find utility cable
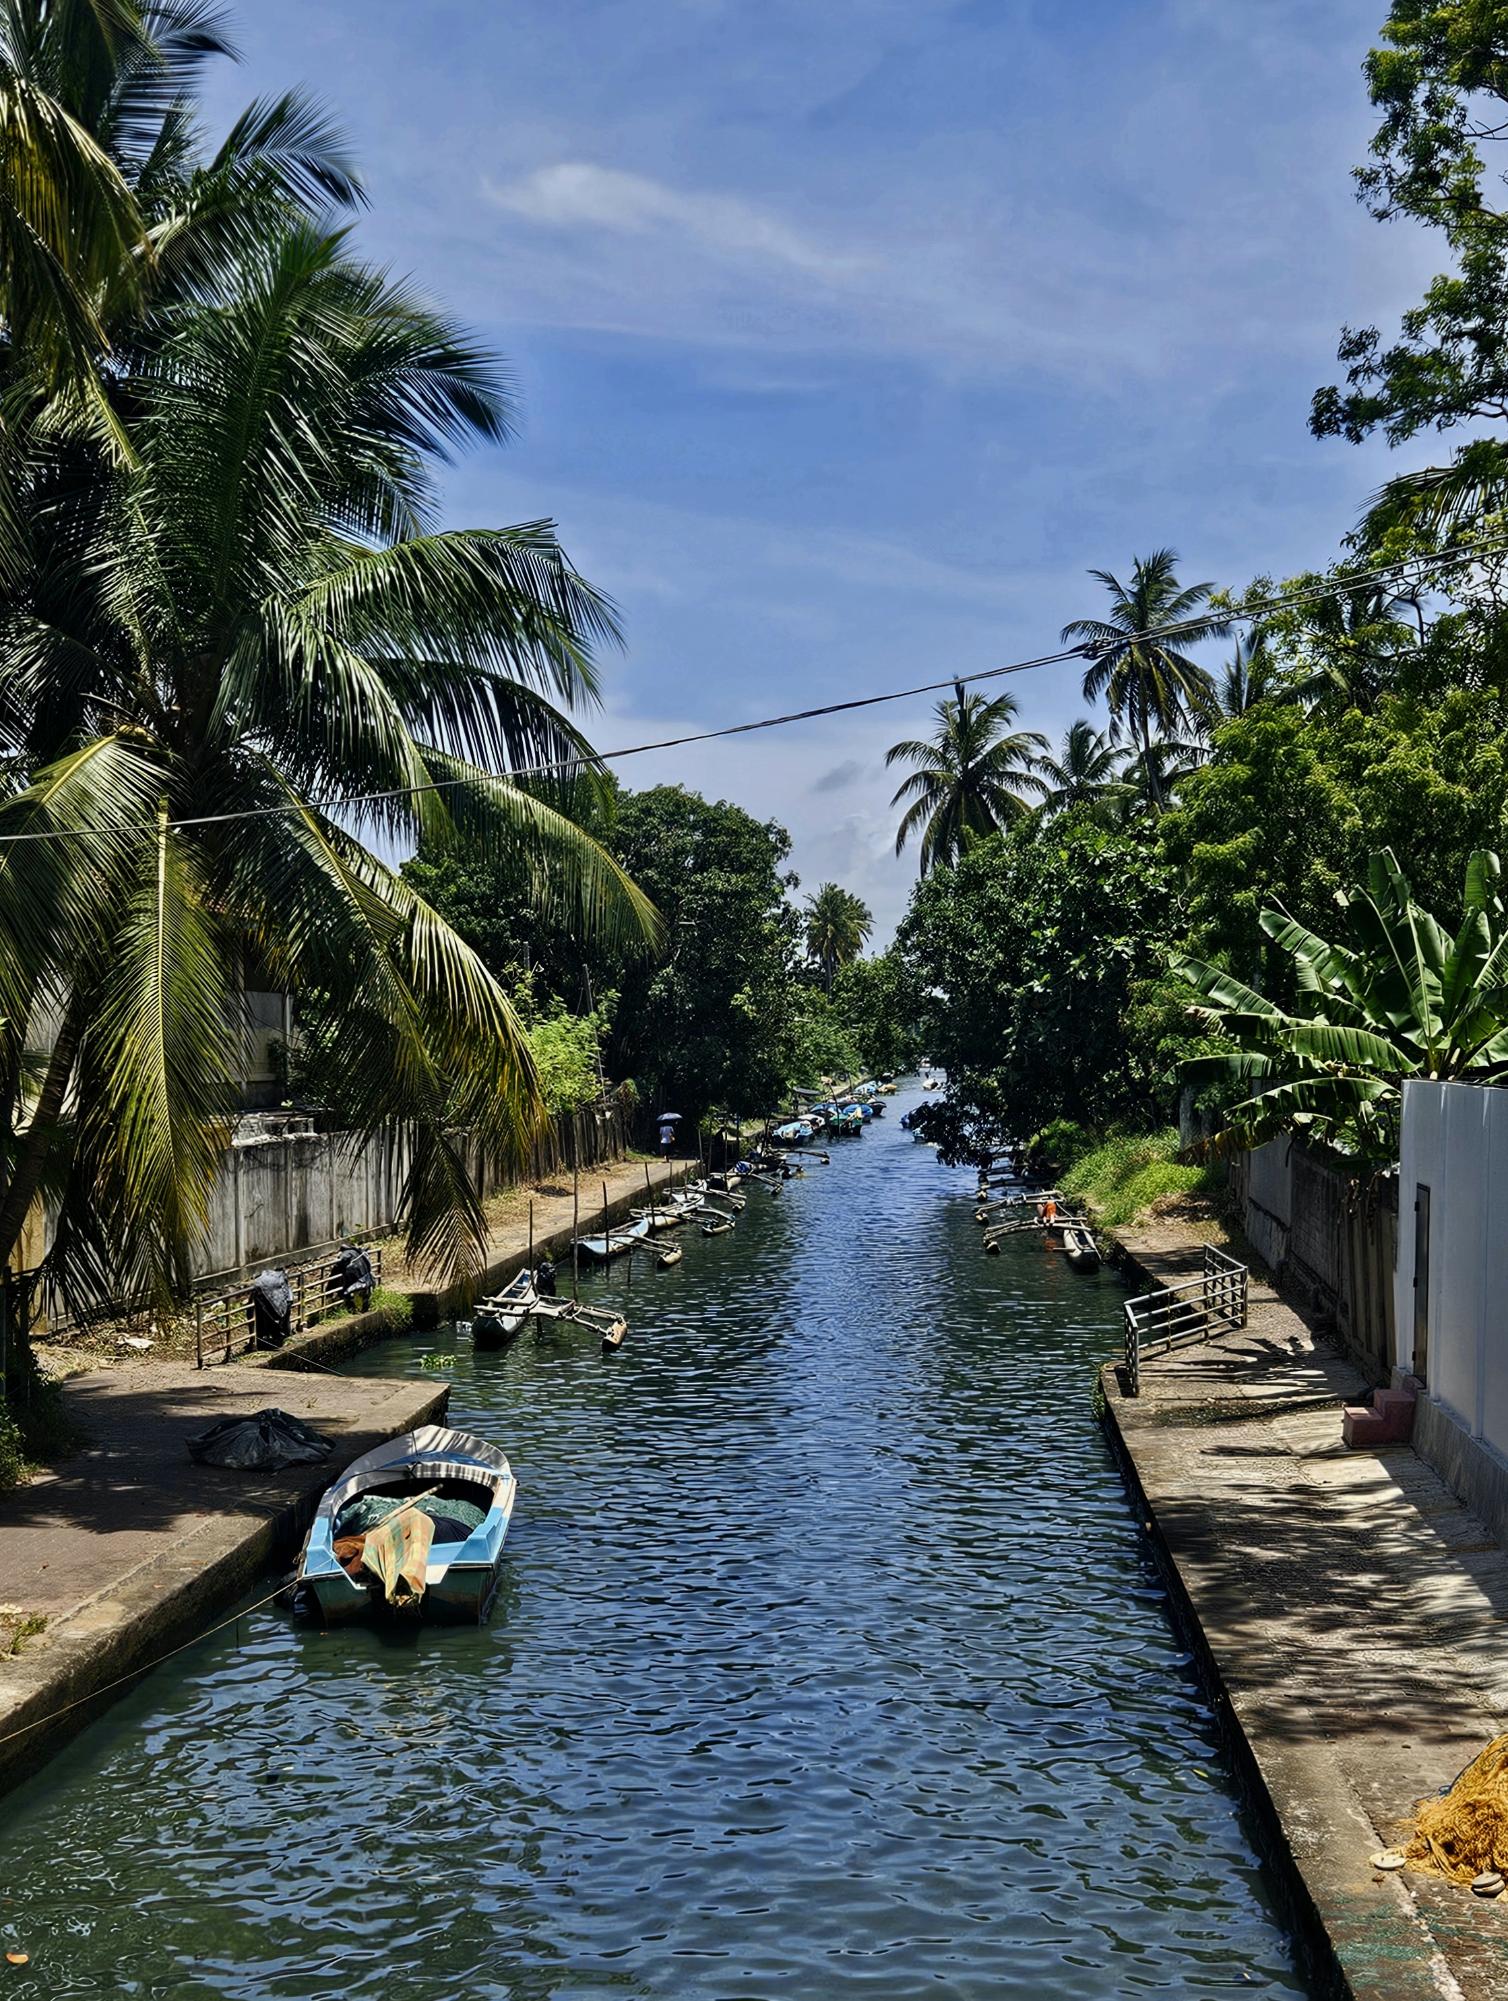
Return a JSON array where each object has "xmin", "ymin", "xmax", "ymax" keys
[{"xmin": 0, "ymin": 532, "xmax": 1503, "ymax": 847}]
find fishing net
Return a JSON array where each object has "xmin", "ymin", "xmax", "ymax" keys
[
  {"xmin": 1407, "ymin": 1734, "xmax": 1508, "ymax": 1882},
  {"xmin": 336, "ymin": 1493, "xmax": 488, "ymax": 1537}
]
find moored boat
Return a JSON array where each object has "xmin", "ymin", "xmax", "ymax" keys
[
  {"xmin": 574, "ymin": 1216, "xmax": 651, "ymax": 1263},
  {"xmin": 294, "ymin": 1425, "xmax": 515, "ymax": 1624},
  {"xmin": 1063, "ymin": 1225, "xmax": 1101, "ymax": 1272},
  {"xmin": 472, "ymin": 1269, "xmax": 537, "ymax": 1348}
]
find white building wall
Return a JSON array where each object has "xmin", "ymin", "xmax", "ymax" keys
[{"xmin": 1397, "ymin": 1079, "xmax": 1508, "ymax": 1457}]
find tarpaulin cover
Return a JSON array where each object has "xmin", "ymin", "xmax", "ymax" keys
[{"xmin": 187, "ymin": 1407, "xmax": 333, "ymax": 1469}]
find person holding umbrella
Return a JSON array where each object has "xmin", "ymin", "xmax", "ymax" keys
[{"xmin": 657, "ymin": 1110, "xmax": 682, "ymax": 1160}]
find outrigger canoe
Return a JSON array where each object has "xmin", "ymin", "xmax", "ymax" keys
[
  {"xmin": 294, "ymin": 1425, "xmax": 515, "ymax": 1624},
  {"xmin": 472, "ymin": 1269, "xmax": 537, "ymax": 1348},
  {"xmin": 573, "ymin": 1216, "xmax": 651, "ymax": 1264}
]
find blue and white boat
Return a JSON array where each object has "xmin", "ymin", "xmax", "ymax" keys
[
  {"xmin": 295, "ymin": 1425, "xmax": 516, "ymax": 1624},
  {"xmin": 573, "ymin": 1215, "xmax": 651, "ymax": 1263},
  {"xmin": 772, "ymin": 1119, "xmax": 812, "ymax": 1145}
]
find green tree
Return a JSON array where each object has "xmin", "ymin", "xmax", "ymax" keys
[
  {"xmin": 1174, "ymin": 847, "xmax": 1508, "ymax": 1163},
  {"xmin": 1032, "ymin": 718, "xmax": 1131, "ymax": 821},
  {"xmin": 604, "ymin": 786, "xmax": 800, "ymax": 1118},
  {"xmin": 886, "ymin": 691, "xmax": 1047, "ymax": 874},
  {"xmin": 897, "ymin": 818, "xmax": 1182, "ymax": 1160},
  {"xmin": 0, "ymin": 27, "xmax": 653, "ymax": 1302},
  {"xmin": 1061, "ymin": 549, "xmax": 1229, "ymax": 806},
  {"xmin": 786, "ymin": 984, "xmax": 860, "ymax": 1088},
  {"xmin": 1159, "ymin": 691, "xmax": 1508, "ymax": 977},
  {"xmin": 1215, "ymin": 632, "xmax": 1277, "ymax": 718},
  {"xmin": 1310, "ymin": 2, "xmax": 1508, "ymax": 538},
  {"xmin": 803, "ymin": 882, "xmax": 872, "ymax": 993},
  {"xmin": 830, "ymin": 951, "xmax": 922, "ymax": 1077}
]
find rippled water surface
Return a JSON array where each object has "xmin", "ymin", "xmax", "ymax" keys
[{"xmin": 1, "ymin": 1089, "xmax": 1309, "ymax": 1998}]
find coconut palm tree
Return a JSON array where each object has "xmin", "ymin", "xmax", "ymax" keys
[
  {"xmin": 1032, "ymin": 719, "xmax": 1131, "ymax": 822},
  {"xmin": 804, "ymin": 883, "xmax": 872, "ymax": 993},
  {"xmin": 1214, "ymin": 631, "xmax": 1277, "ymax": 720},
  {"xmin": 1285, "ymin": 582, "xmax": 1418, "ymax": 714},
  {"xmin": 0, "ymin": 0, "xmax": 154, "ymax": 389},
  {"xmin": 886, "ymin": 691, "xmax": 1047, "ymax": 874},
  {"xmin": 1173, "ymin": 848, "xmax": 1508, "ymax": 1164},
  {"xmin": 1061, "ymin": 549, "xmax": 1230, "ymax": 807},
  {"xmin": 0, "ymin": 45, "xmax": 656, "ymax": 1302}
]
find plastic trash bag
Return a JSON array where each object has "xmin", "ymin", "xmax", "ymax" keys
[
  {"xmin": 187, "ymin": 1407, "xmax": 333, "ymax": 1469},
  {"xmin": 331, "ymin": 1243, "xmax": 375, "ymax": 1309},
  {"xmin": 248, "ymin": 1268, "xmax": 292, "ymax": 1349}
]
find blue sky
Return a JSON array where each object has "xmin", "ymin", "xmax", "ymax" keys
[{"xmin": 203, "ymin": 0, "xmax": 1432, "ymax": 938}]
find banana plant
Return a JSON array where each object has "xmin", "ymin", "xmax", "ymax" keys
[{"xmin": 1171, "ymin": 848, "xmax": 1508, "ymax": 1162}]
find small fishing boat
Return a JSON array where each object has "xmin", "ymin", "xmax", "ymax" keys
[
  {"xmin": 630, "ymin": 1203, "xmax": 685, "ymax": 1233},
  {"xmin": 772, "ymin": 1120, "xmax": 812, "ymax": 1145},
  {"xmin": 601, "ymin": 1316, "xmax": 629, "ymax": 1353},
  {"xmin": 294, "ymin": 1425, "xmax": 515, "ymax": 1624},
  {"xmin": 573, "ymin": 1216, "xmax": 651, "ymax": 1264},
  {"xmin": 657, "ymin": 1242, "xmax": 684, "ymax": 1269},
  {"xmin": 702, "ymin": 1215, "xmax": 735, "ymax": 1236},
  {"xmin": 1063, "ymin": 1225, "xmax": 1100, "ymax": 1272},
  {"xmin": 472, "ymin": 1269, "xmax": 537, "ymax": 1348}
]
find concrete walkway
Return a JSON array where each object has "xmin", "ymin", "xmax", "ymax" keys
[
  {"xmin": 0, "ymin": 1361, "xmax": 448, "ymax": 1795},
  {"xmin": 1106, "ymin": 1217, "xmax": 1508, "ymax": 2000}
]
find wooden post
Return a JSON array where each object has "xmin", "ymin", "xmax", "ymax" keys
[
  {"xmin": 572, "ymin": 1166, "xmax": 580, "ymax": 1302},
  {"xmin": 195, "ymin": 1298, "xmax": 204, "ymax": 1371},
  {"xmin": 0, "ymin": 1272, "xmax": 8, "ymax": 1407},
  {"xmin": 528, "ymin": 1200, "xmax": 534, "ymax": 1276},
  {"xmin": 602, "ymin": 1178, "xmax": 611, "ymax": 1258}
]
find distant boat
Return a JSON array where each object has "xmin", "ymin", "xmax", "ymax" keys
[
  {"xmin": 701, "ymin": 1215, "xmax": 735, "ymax": 1236},
  {"xmin": 574, "ymin": 1216, "xmax": 651, "ymax": 1263},
  {"xmin": 472, "ymin": 1269, "xmax": 537, "ymax": 1348},
  {"xmin": 657, "ymin": 1242, "xmax": 684, "ymax": 1268},
  {"xmin": 294, "ymin": 1425, "xmax": 515, "ymax": 1624}
]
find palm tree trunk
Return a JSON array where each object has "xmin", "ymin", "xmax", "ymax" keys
[
  {"xmin": 1139, "ymin": 701, "xmax": 1164, "ymax": 813},
  {"xmin": 0, "ymin": 993, "xmax": 86, "ymax": 1271}
]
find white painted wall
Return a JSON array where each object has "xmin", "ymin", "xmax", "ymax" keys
[{"xmin": 1396, "ymin": 1080, "xmax": 1508, "ymax": 1454}]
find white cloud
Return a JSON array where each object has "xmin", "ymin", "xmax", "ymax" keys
[{"xmin": 487, "ymin": 163, "xmax": 867, "ymax": 280}]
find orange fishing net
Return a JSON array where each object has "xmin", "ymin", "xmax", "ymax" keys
[{"xmin": 1408, "ymin": 1735, "xmax": 1508, "ymax": 1884}]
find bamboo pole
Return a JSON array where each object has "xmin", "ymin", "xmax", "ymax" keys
[
  {"xmin": 572, "ymin": 1167, "xmax": 580, "ymax": 1302},
  {"xmin": 528, "ymin": 1200, "xmax": 534, "ymax": 1274},
  {"xmin": 195, "ymin": 1298, "xmax": 204, "ymax": 1371}
]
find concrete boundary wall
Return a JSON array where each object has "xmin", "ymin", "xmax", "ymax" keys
[{"xmin": 1228, "ymin": 1140, "xmax": 1397, "ymax": 1380}]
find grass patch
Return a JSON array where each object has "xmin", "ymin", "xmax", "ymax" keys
[
  {"xmin": 0, "ymin": 1609, "xmax": 46, "ymax": 1656},
  {"xmin": 1059, "ymin": 1127, "xmax": 1215, "ymax": 1228}
]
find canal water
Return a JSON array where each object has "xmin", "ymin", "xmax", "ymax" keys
[{"xmin": 0, "ymin": 1088, "xmax": 1310, "ymax": 1999}]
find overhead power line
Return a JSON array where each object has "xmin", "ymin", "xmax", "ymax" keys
[{"xmin": 0, "ymin": 533, "xmax": 1503, "ymax": 848}]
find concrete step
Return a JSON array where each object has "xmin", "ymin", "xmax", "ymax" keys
[{"xmin": 1343, "ymin": 1384, "xmax": 1418, "ymax": 1448}]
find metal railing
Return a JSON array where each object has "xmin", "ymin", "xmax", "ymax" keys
[
  {"xmin": 195, "ymin": 1243, "xmax": 387, "ymax": 1365},
  {"xmin": 1123, "ymin": 1245, "xmax": 1248, "ymax": 1396}
]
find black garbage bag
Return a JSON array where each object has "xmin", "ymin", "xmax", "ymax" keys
[
  {"xmin": 331, "ymin": 1242, "xmax": 375, "ymax": 1311},
  {"xmin": 248, "ymin": 1268, "xmax": 292, "ymax": 1349},
  {"xmin": 187, "ymin": 1408, "xmax": 332, "ymax": 1469},
  {"xmin": 535, "ymin": 1258, "xmax": 557, "ymax": 1298}
]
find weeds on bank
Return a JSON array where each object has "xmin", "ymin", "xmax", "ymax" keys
[
  {"xmin": 1058, "ymin": 1128, "xmax": 1214, "ymax": 1228},
  {"xmin": 0, "ymin": 1609, "xmax": 47, "ymax": 1655}
]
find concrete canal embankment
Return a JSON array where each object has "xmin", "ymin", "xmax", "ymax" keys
[
  {"xmin": 0, "ymin": 1363, "xmax": 449, "ymax": 1798},
  {"xmin": 0, "ymin": 1155, "xmax": 693, "ymax": 1795},
  {"xmin": 1101, "ymin": 1219, "xmax": 1508, "ymax": 2001}
]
